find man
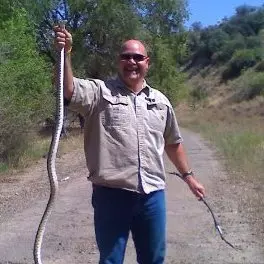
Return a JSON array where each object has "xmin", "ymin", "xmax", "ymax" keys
[
  {"xmin": 77, "ymin": 113, "xmax": 85, "ymax": 133},
  {"xmin": 54, "ymin": 26, "xmax": 205, "ymax": 264}
]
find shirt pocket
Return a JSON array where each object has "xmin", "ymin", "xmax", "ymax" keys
[
  {"xmin": 101, "ymin": 94, "xmax": 130, "ymax": 128},
  {"xmin": 146, "ymin": 101, "xmax": 168, "ymax": 132}
]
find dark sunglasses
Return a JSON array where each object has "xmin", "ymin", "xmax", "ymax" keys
[{"xmin": 119, "ymin": 53, "xmax": 148, "ymax": 62}]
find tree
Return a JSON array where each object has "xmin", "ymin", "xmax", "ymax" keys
[
  {"xmin": 185, "ymin": 4, "xmax": 264, "ymax": 68},
  {"xmin": 0, "ymin": 0, "xmax": 189, "ymax": 165},
  {"xmin": 22, "ymin": 0, "xmax": 189, "ymax": 95},
  {"xmin": 236, "ymin": 5, "xmax": 257, "ymax": 17},
  {"xmin": 0, "ymin": 7, "xmax": 53, "ymax": 165},
  {"xmin": 148, "ymin": 37, "xmax": 188, "ymax": 105},
  {"xmin": 132, "ymin": 0, "xmax": 189, "ymax": 35}
]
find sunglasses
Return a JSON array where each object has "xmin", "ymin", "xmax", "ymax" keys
[{"xmin": 119, "ymin": 53, "xmax": 148, "ymax": 62}]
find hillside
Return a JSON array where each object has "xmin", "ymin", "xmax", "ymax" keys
[
  {"xmin": 187, "ymin": 66, "xmax": 264, "ymax": 120},
  {"xmin": 185, "ymin": 4, "xmax": 264, "ymax": 118},
  {"xmin": 1, "ymin": 1, "xmax": 264, "ymax": 172}
]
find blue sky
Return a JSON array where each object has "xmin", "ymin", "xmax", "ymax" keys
[{"xmin": 187, "ymin": 0, "xmax": 264, "ymax": 27}]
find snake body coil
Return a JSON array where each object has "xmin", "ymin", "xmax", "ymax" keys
[{"xmin": 33, "ymin": 44, "xmax": 65, "ymax": 263}]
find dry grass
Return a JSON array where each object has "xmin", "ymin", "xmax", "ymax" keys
[
  {"xmin": 183, "ymin": 65, "xmax": 264, "ymax": 241},
  {"xmin": 177, "ymin": 100, "xmax": 264, "ymax": 239},
  {"xmin": 0, "ymin": 128, "xmax": 84, "ymax": 175},
  {"xmin": 58, "ymin": 130, "xmax": 84, "ymax": 155},
  {"xmin": 178, "ymin": 104, "xmax": 264, "ymax": 181},
  {"xmin": 183, "ymin": 65, "xmax": 264, "ymax": 184}
]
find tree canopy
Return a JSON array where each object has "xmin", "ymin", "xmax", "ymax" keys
[
  {"xmin": 0, "ymin": 5, "xmax": 54, "ymax": 165},
  {"xmin": 2, "ymin": 1, "xmax": 264, "ymax": 167},
  {"xmin": 186, "ymin": 4, "xmax": 264, "ymax": 75},
  {"xmin": 0, "ymin": 0, "xmax": 189, "ymax": 166}
]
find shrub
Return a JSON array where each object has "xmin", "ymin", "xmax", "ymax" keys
[
  {"xmin": 212, "ymin": 34, "xmax": 246, "ymax": 63},
  {"xmin": 148, "ymin": 38, "xmax": 188, "ymax": 105},
  {"xmin": 231, "ymin": 71, "xmax": 264, "ymax": 102},
  {"xmin": 0, "ymin": 101, "xmax": 31, "ymax": 166},
  {"xmin": 232, "ymin": 49, "xmax": 261, "ymax": 68},
  {"xmin": 254, "ymin": 60, "xmax": 264, "ymax": 72},
  {"xmin": 0, "ymin": 9, "xmax": 53, "ymax": 166},
  {"xmin": 190, "ymin": 85, "xmax": 208, "ymax": 100},
  {"xmin": 222, "ymin": 49, "xmax": 261, "ymax": 81}
]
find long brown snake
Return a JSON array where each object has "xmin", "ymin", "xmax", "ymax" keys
[{"xmin": 33, "ymin": 21, "xmax": 66, "ymax": 264}]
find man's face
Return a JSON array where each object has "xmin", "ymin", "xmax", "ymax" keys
[{"xmin": 118, "ymin": 40, "xmax": 149, "ymax": 88}]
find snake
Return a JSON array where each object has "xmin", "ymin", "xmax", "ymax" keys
[
  {"xmin": 200, "ymin": 196, "xmax": 239, "ymax": 250},
  {"xmin": 169, "ymin": 171, "xmax": 239, "ymax": 250},
  {"xmin": 33, "ymin": 21, "xmax": 66, "ymax": 264}
]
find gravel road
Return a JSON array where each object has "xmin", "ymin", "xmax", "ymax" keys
[{"xmin": 0, "ymin": 128, "xmax": 263, "ymax": 264}]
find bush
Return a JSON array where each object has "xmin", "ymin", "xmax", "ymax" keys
[
  {"xmin": 212, "ymin": 34, "xmax": 246, "ymax": 63},
  {"xmin": 254, "ymin": 60, "xmax": 264, "ymax": 72},
  {"xmin": 190, "ymin": 85, "xmax": 208, "ymax": 101},
  {"xmin": 231, "ymin": 71, "xmax": 264, "ymax": 102},
  {"xmin": 232, "ymin": 48, "xmax": 261, "ymax": 68},
  {"xmin": 148, "ymin": 38, "xmax": 188, "ymax": 105},
  {"xmin": 246, "ymin": 36, "xmax": 261, "ymax": 49},
  {"xmin": 0, "ymin": 9, "xmax": 54, "ymax": 166},
  {"xmin": 0, "ymin": 101, "xmax": 31, "ymax": 165},
  {"xmin": 222, "ymin": 48, "xmax": 261, "ymax": 81}
]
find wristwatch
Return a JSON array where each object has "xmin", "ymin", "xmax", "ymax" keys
[{"xmin": 181, "ymin": 170, "xmax": 194, "ymax": 179}]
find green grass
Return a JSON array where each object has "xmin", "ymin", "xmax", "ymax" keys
[{"xmin": 0, "ymin": 162, "xmax": 9, "ymax": 173}]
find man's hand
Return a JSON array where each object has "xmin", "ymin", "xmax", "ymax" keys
[
  {"xmin": 53, "ymin": 25, "xmax": 72, "ymax": 53},
  {"xmin": 53, "ymin": 25, "xmax": 74, "ymax": 100},
  {"xmin": 165, "ymin": 143, "xmax": 206, "ymax": 199},
  {"xmin": 184, "ymin": 176, "xmax": 205, "ymax": 199}
]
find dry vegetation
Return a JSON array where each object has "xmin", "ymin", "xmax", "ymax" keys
[
  {"xmin": 0, "ymin": 125, "xmax": 84, "ymax": 175},
  {"xmin": 177, "ymin": 68, "xmax": 264, "ymax": 243}
]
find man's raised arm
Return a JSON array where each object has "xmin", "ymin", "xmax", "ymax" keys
[{"xmin": 54, "ymin": 25, "xmax": 74, "ymax": 100}]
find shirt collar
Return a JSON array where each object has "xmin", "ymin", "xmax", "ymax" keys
[{"xmin": 114, "ymin": 75, "xmax": 151, "ymax": 96}]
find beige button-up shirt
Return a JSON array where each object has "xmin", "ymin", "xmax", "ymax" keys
[{"xmin": 69, "ymin": 76, "xmax": 183, "ymax": 193}]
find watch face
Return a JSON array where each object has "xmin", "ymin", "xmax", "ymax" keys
[{"xmin": 182, "ymin": 170, "xmax": 193, "ymax": 178}]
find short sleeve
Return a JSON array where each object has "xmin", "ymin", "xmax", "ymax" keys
[
  {"xmin": 69, "ymin": 77, "xmax": 100, "ymax": 116},
  {"xmin": 164, "ymin": 106, "xmax": 183, "ymax": 145}
]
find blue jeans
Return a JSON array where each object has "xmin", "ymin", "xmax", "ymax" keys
[{"xmin": 92, "ymin": 185, "xmax": 166, "ymax": 264}]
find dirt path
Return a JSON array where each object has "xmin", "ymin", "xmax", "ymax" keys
[{"xmin": 0, "ymin": 129, "xmax": 263, "ymax": 264}]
